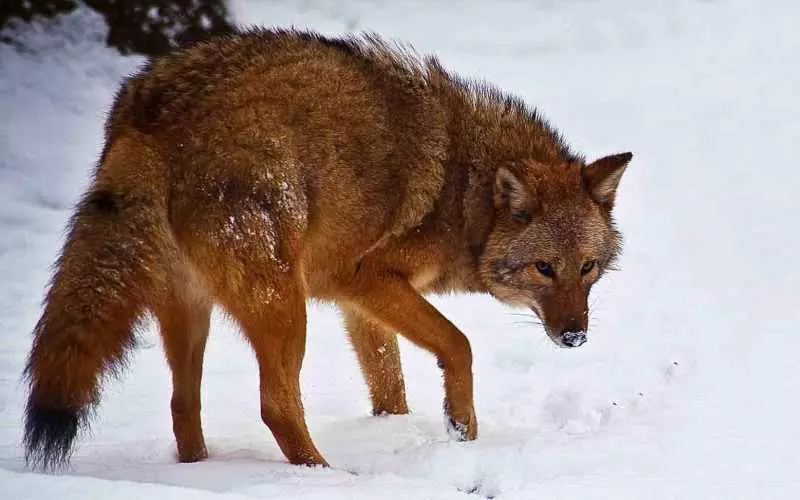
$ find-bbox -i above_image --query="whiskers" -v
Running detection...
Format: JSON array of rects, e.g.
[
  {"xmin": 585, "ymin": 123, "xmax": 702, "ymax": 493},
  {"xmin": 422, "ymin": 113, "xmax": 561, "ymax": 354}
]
[
  {"xmin": 588, "ymin": 296, "xmax": 604, "ymax": 331},
  {"xmin": 504, "ymin": 312, "xmax": 550, "ymax": 363},
  {"xmin": 506, "ymin": 312, "xmax": 544, "ymax": 329}
]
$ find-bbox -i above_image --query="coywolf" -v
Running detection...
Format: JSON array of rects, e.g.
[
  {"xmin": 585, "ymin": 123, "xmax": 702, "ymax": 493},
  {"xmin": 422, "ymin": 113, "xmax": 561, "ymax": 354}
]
[{"xmin": 23, "ymin": 29, "xmax": 631, "ymax": 469}]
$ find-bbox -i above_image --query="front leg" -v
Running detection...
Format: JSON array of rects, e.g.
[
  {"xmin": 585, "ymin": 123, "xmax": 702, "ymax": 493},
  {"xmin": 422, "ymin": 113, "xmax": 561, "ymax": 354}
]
[
  {"xmin": 342, "ymin": 307, "xmax": 410, "ymax": 416},
  {"xmin": 339, "ymin": 273, "xmax": 477, "ymax": 440}
]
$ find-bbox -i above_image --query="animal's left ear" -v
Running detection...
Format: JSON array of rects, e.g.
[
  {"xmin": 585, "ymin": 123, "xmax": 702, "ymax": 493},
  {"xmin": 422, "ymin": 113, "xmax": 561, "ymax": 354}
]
[{"xmin": 582, "ymin": 152, "xmax": 633, "ymax": 207}]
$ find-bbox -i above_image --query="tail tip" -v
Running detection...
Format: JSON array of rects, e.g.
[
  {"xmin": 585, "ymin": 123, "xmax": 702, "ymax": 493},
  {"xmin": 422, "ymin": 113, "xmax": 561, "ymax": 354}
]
[{"xmin": 23, "ymin": 401, "xmax": 87, "ymax": 471}]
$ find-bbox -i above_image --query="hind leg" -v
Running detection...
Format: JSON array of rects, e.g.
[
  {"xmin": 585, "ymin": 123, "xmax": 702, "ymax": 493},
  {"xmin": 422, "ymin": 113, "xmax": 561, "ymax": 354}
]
[
  {"xmin": 155, "ymin": 279, "xmax": 211, "ymax": 463},
  {"xmin": 342, "ymin": 308, "xmax": 409, "ymax": 415},
  {"xmin": 224, "ymin": 283, "xmax": 327, "ymax": 467}
]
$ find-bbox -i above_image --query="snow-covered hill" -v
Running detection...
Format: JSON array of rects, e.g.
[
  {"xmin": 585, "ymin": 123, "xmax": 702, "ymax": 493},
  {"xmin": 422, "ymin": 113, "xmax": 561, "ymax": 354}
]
[{"xmin": 2, "ymin": 1, "xmax": 799, "ymax": 498}]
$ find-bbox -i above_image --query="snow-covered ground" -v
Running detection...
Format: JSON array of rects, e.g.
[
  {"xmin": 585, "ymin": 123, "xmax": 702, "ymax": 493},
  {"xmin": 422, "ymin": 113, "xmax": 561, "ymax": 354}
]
[{"xmin": 2, "ymin": 1, "xmax": 799, "ymax": 498}]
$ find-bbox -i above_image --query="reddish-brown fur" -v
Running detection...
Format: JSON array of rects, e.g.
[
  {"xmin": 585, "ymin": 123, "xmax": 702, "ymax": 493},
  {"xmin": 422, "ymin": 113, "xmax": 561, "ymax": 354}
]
[{"xmin": 23, "ymin": 29, "xmax": 631, "ymax": 470}]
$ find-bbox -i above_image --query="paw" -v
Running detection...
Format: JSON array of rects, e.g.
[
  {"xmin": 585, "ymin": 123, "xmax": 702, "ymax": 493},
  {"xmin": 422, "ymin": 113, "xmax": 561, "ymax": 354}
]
[
  {"xmin": 371, "ymin": 400, "xmax": 410, "ymax": 416},
  {"xmin": 288, "ymin": 451, "xmax": 330, "ymax": 468},
  {"xmin": 444, "ymin": 399, "xmax": 478, "ymax": 441},
  {"xmin": 177, "ymin": 443, "xmax": 208, "ymax": 463}
]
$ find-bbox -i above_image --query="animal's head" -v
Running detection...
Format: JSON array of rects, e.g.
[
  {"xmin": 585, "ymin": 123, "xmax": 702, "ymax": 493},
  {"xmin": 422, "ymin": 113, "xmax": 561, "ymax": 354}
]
[{"xmin": 479, "ymin": 153, "xmax": 632, "ymax": 348}]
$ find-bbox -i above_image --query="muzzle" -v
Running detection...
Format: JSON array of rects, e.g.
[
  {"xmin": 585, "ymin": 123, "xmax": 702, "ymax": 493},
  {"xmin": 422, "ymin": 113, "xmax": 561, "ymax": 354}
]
[{"xmin": 560, "ymin": 330, "xmax": 587, "ymax": 348}]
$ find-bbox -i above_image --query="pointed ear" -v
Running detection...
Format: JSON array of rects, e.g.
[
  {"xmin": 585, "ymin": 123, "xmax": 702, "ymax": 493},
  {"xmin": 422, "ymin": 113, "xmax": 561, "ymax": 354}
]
[
  {"xmin": 495, "ymin": 166, "xmax": 535, "ymax": 222},
  {"xmin": 582, "ymin": 152, "xmax": 633, "ymax": 207}
]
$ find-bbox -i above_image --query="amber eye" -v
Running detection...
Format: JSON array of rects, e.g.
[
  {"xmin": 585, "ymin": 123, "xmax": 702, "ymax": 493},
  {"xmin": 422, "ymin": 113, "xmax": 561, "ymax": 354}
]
[
  {"xmin": 512, "ymin": 210, "xmax": 531, "ymax": 223},
  {"xmin": 581, "ymin": 260, "xmax": 596, "ymax": 276},
  {"xmin": 534, "ymin": 261, "xmax": 555, "ymax": 278}
]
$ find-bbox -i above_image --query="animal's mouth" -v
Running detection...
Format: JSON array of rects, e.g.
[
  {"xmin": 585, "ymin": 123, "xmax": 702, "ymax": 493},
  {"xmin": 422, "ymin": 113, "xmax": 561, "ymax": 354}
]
[{"xmin": 527, "ymin": 305, "xmax": 589, "ymax": 349}]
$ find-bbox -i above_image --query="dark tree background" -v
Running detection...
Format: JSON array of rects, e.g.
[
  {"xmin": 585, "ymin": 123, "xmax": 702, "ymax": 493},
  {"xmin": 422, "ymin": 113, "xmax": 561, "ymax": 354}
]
[{"xmin": 0, "ymin": 0, "xmax": 235, "ymax": 55}]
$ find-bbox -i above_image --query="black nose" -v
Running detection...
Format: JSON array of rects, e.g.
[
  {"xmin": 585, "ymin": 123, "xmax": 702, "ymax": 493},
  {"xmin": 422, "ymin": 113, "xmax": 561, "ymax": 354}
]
[{"xmin": 560, "ymin": 330, "xmax": 587, "ymax": 347}]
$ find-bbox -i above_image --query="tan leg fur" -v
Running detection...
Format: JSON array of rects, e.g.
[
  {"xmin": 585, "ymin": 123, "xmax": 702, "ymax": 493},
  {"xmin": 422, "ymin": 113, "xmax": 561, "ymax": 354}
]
[{"xmin": 342, "ymin": 308, "xmax": 409, "ymax": 416}]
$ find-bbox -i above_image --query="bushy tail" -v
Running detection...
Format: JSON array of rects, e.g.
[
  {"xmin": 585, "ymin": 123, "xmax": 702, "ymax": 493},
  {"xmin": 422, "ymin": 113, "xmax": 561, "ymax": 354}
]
[{"xmin": 23, "ymin": 134, "xmax": 174, "ymax": 470}]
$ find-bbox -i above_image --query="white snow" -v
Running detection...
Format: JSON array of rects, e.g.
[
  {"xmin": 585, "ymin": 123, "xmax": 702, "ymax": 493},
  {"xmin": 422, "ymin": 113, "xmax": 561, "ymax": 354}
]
[{"xmin": 2, "ymin": 1, "xmax": 800, "ymax": 498}]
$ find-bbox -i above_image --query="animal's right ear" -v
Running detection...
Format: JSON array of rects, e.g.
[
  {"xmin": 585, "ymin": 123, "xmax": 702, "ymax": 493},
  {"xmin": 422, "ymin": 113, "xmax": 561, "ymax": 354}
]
[{"xmin": 494, "ymin": 167, "xmax": 535, "ymax": 223}]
